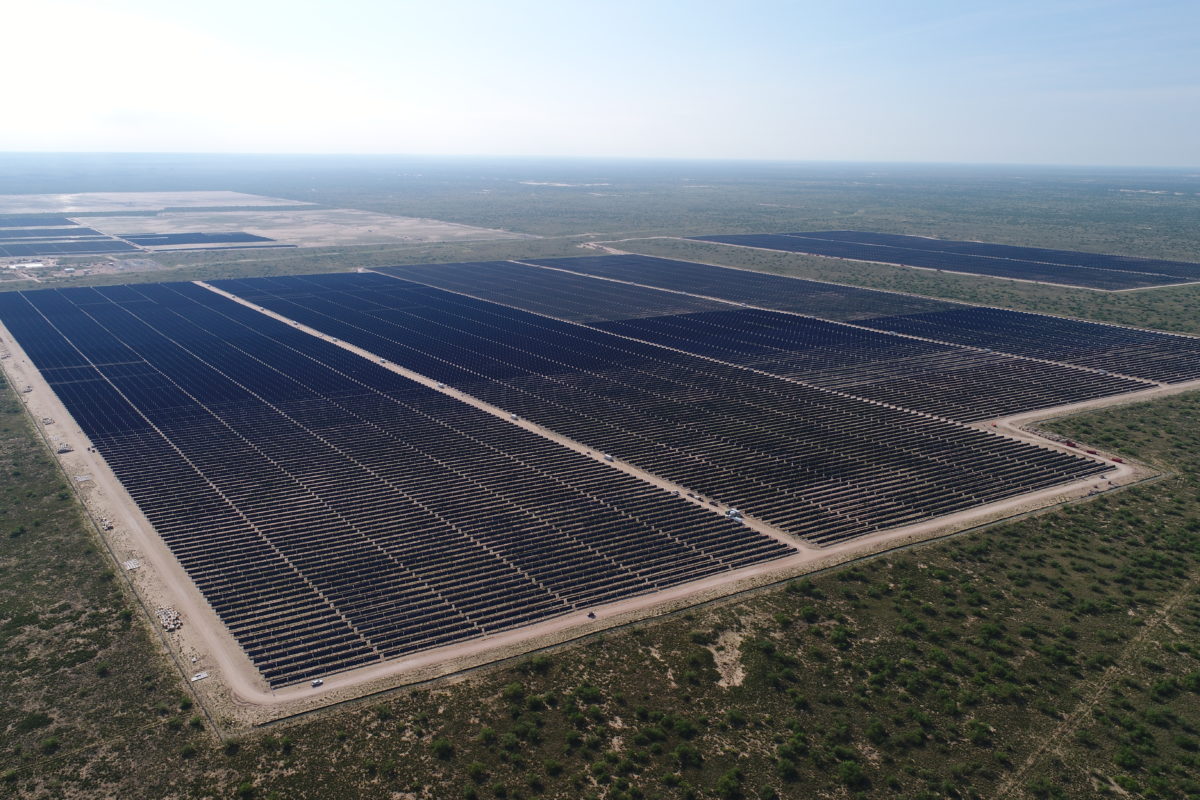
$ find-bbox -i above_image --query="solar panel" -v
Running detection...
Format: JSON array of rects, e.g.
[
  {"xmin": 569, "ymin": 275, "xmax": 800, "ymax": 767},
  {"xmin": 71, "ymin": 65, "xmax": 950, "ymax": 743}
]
[
  {"xmin": 374, "ymin": 261, "xmax": 1152, "ymax": 422},
  {"xmin": 690, "ymin": 233, "xmax": 1193, "ymax": 290},
  {"xmin": 215, "ymin": 271, "xmax": 1110, "ymax": 549},
  {"xmin": 526, "ymin": 254, "xmax": 958, "ymax": 321},
  {"xmin": 0, "ymin": 283, "xmax": 792, "ymax": 687},
  {"xmin": 0, "ymin": 240, "xmax": 138, "ymax": 257},
  {"xmin": 119, "ymin": 232, "xmax": 275, "ymax": 246},
  {"xmin": 527, "ymin": 255, "xmax": 1200, "ymax": 385},
  {"xmin": 0, "ymin": 227, "xmax": 106, "ymax": 240},
  {"xmin": 789, "ymin": 231, "xmax": 1200, "ymax": 281},
  {"xmin": 0, "ymin": 215, "xmax": 77, "ymax": 228}
]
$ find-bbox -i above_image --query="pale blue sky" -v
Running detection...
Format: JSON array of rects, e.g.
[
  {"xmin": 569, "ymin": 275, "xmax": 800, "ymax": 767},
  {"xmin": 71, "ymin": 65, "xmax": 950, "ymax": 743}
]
[{"xmin": 7, "ymin": 0, "xmax": 1198, "ymax": 166}]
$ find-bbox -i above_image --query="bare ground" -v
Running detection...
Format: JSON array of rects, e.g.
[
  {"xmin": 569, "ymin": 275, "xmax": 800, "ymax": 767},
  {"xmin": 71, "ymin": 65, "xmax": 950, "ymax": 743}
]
[{"xmin": 0, "ymin": 191, "xmax": 312, "ymax": 215}]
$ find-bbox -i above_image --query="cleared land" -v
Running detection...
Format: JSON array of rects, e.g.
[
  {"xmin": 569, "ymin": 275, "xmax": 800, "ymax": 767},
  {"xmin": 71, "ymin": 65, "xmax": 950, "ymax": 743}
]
[
  {"xmin": 0, "ymin": 191, "xmax": 313, "ymax": 214},
  {"xmin": 83, "ymin": 208, "xmax": 533, "ymax": 249}
]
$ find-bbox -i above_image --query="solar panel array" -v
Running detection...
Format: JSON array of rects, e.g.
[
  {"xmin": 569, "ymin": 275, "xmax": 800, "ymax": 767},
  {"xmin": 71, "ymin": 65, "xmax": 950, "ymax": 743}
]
[
  {"xmin": 0, "ymin": 215, "xmax": 77, "ymax": 228},
  {"xmin": 374, "ymin": 261, "xmax": 1152, "ymax": 422},
  {"xmin": 0, "ymin": 240, "xmax": 139, "ymax": 258},
  {"xmin": 529, "ymin": 255, "xmax": 1200, "ymax": 385},
  {"xmin": 372, "ymin": 260, "xmax": 732, "ymax": 323},
  {"xmin": 0, "ymin": 217, "xmax": 141, "ymax": 257},
  {"xmin": 691, "ymin": 232, "xmax": 1196, "ymax": 290},
  {"xmin": 593, "ymin": 310, "xmax": 1150, "ymax": 421},
  {"xmin": 0, "ymin": 282, "xmax": 791, "ymax": 687},
  {"xmin": 861, "ymin": 307, "xmax": 1200, "ymax": 384},
  {"xmin": 216, "ymin": 272, "xmax": 1110, "ymax": 547},
  {"xmin": 528, "ymin": 254, "xmax": 958, "ymax": 321},
  {"xmin": 791, "ymin": 231, "xmax": 1200, "ymax": 281},
  {"xmin": 0, "ymin": 227, "xmax": 108, "ymax": 240},
  {"xmin": 120, "ymin": 232, "xmax": 277, "ymax": 247},
  {"xmin": 0, "ymin": 215, "xmax": 288, "ymax": 256}
]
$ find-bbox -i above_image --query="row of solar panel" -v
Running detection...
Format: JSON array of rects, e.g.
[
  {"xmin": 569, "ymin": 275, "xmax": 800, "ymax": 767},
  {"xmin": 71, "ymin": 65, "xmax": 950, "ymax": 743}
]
[
  {"xmin": 789, "ymin": 231, "xmax": 1200, "ymax": 280},
  {"xmin": 371, "ymin": 261, "xmax": 1153, "ymax": 422},
  {"xmin": 0, "ymin": 227, "xmax": 107, "ymax": 240},
  {"xmin": 0, "ymin": 240, "xmax": 139, "ymax": 257},
  {"xmin": 0, "ymin": 282, "xmax": 792, "ymax": 686},
  {"xmin": 119, "ymin": 232, "xmax": 275, "ymax": 246},
  {"xmin": 215, "ymin": 271, "xmax": 1109, "ymax": 547},
  {"xmin": 524, "ymin": 255, "xmax": 1200, "ymax": 384},
  {"xmin": 0, "ymin": 215, "xmax": 77, "ymax": 228},
  {"xmin": 378, "ymin": 260, "xmax": 733, "ymax": 324},
  {"xmin": 592, "ymin": 309, "xmax": 1149, "ymax": 421},
  {"xmin": 529, "ymin": 254, "xmax": 957, "ymax": 321},
  {"xmin": 692, "ymin": 234, "xmax": 1189, "ymax": 290},
  {"xmin": 0, "ymin": 221, "xmax": 277, "ymax": 256}
]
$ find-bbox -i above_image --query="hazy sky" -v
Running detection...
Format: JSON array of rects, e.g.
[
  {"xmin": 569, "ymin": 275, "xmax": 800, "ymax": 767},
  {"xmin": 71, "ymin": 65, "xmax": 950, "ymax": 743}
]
[{"xmin": 7, "ymin": 0, "xmax": 1198, "ymax": 166}]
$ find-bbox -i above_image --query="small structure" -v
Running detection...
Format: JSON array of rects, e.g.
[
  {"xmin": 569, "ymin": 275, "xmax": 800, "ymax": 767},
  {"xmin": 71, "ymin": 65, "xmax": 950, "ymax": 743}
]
[{"xmin": 156, "ymin": 607, "xmax": 182, "ymax": 631}]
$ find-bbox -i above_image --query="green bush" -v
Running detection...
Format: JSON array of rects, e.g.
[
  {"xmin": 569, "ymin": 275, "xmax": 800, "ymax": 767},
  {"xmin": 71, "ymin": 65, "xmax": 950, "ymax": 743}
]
[
  {"xmin": 838, "ymin": 760, "xmax": 866, "ymax": 788},
  {"xmin": 466, "ymin": 761, "xmax": 487, "ymax": 783},
  {"xmin": 16, "ymin": 712, "xmax": 52, "ymax": 733}
]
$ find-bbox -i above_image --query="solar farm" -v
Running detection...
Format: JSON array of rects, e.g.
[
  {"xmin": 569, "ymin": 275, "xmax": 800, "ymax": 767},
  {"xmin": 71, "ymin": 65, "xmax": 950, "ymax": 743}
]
[
  {"xmin": 692, "ymin": 230, "xmax": 1200, "ymax": 290},
  {"xmin": 0, "ymin": 191, "xmax": 530, "ymax": 265},
  {"xmin": 0, "ymin": 218, "xmax": 141, "ymax": 258},
  {"xmin": 3, "ymin": 252, "xmax": 1197, "ymax": 708}
]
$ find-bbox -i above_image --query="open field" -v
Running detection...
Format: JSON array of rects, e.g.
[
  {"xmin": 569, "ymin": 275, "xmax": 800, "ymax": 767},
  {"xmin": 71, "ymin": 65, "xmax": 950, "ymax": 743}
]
[
  {"xmin": 0, "ymin": 191, "xmax": 312, "ymax": 215},
  {"xmin": 81, "ymin": 207, "xmax": 533, "ymax": 249}
]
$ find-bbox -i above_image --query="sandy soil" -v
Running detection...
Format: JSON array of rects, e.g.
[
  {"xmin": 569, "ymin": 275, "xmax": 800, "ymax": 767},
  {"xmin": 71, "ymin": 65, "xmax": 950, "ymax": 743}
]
[
  {"xmin": 0, "ymin": 191, "xmax": 311, "ymax": 215},
  {"xmin": 83, "ymin": 209, "xmax": 532, "ymax": 249},
  {"xmin": 709, "ymin": 629, "xmax": 747, "ymax": 688},
  {"xmin": 0, "ymin": 281, "xmax": 1178, "ymax": 729}
]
